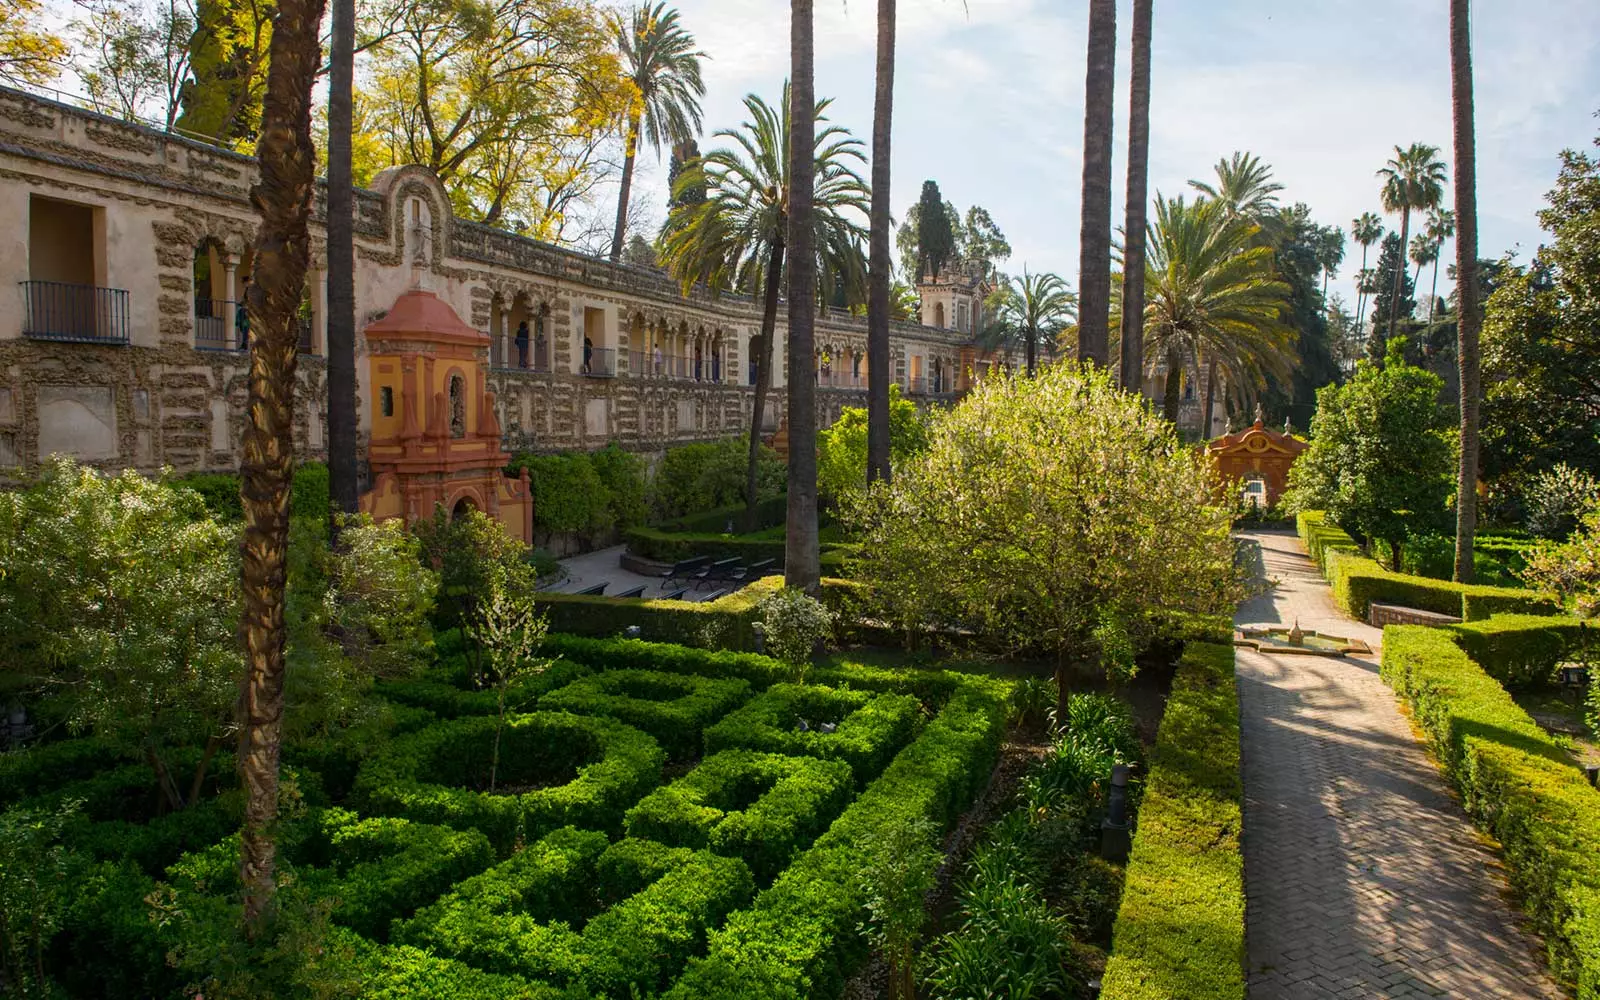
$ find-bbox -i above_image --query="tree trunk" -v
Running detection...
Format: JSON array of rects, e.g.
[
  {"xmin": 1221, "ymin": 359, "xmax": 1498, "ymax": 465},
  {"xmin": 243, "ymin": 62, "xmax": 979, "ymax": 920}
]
[
  {"xmin": 1162, "ymin": 345, "xmax": 1182, "ymax": 423},
  {"xmin": 785, "ymin": 0, "xmax": 821, "ymax": 593},
  {"xmin": 1076, "ymin": 0, "xmax": 1116, "ymax": 368},
  {"xmin": 187, "ymin": 734, "xmax": 224, "ymax": 808},
  {"xmin": 1025, "ymin": 327, "xmax": 1037, "ymax": 375},
  {"xmin": 237, "ymin": 0, "xmax": 325, "ymax": 934},
  {"xmin": 1201, "ymin": 359, "xmax": 1217, "ymax": 439},
  {"xmin": 745, "ymin": 237, "xmax": 784, "ymax": 530},
  {"xmin": 865, "ymin": 0, "xmax": 896, "ymax": 486},
  {"xmin": 1118, "ymin": 0, "xmax": 1152, "ymax": 393},
  {"xmin": 1355, "ymin": 243, "xmax": 1370, "ymax": 341},
  {"xmin": 1451, "ymin": 0, "xmax": 1481, "ymax": 584},
  {"xmin": 1428, "ymin": 256, "xmax": 1442, "ymax": 326},
  {"xmin": 610, "ymin": 113, "xmax": 641, "ymax": 262},
  {"xmin": 1386, "ymin": 207, "xmax": 1411, "ymax": 349},
  {"xmin": 326, "ymin": 0, "xmax": 358, "ymax": 532}
]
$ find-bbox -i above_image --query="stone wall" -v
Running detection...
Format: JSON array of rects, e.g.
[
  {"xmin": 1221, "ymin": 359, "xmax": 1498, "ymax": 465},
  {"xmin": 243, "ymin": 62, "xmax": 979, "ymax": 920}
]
[{"xmin": 0, "ymin": 85, "xmax": 973, "ymax": 479}]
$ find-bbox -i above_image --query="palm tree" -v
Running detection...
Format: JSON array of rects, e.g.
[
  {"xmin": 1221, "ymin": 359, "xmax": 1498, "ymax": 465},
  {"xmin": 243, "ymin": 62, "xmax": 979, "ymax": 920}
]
[
  {"xmin": 1189, "ymin": 151, "xmax": 1284, "ymax": 221},
  {"xmin": 787, "ymin": 0, "xmax": 820, "ymax": 591},
  {"xmin": 981, "ymin": 269, "xmax": 1077, "ymax": 375},
  {"xmin": 1377, "ymin": 142, "xmax": 1448, "ymax": 346},
  {"xmin": 1076, "ymin": 0, "xmax": 1116, "ymax": 367},
  {"xmin": 1424, "ymin": 208, "xmax": 1455, "ymax": 324},
  {"xmin": 326, "ymin": 0, "xmax": 357, "ymax": 531},
  {"xmin": 1450, "ymin": 0, "xmax": 1481, "ymax": 583},
  {"xmin": 1118, "ymin": 0, "xmax": 1152, "ymax": 393},
  {"xmin": 610, "ymin": 3, "xmax": 706, "ymax": 262},
  {"xmin": 1316, "ymin": 225, "xmax": 1345, "ymax": 302},
  {"xmin": 1140, "ymin": 195, "xmax": 1295, "ymax": 431},
  {"xmin": 659, "ymin": 86, "xmax": 867, "ymax": 531},
  {"xmin": 1350, "ymin": 211, "xmax": 1384, "ymax": 336},
  {"xmin": 865, "ymin": 0, "xmax": 896, "ymax": 485},
  {"xmin": 238, "ymin": 0, "xmax": 326, "ymax": 931},
  {"xmin": 1408, "ymin": 233, "xmax": 1437, "ymax": 315}
]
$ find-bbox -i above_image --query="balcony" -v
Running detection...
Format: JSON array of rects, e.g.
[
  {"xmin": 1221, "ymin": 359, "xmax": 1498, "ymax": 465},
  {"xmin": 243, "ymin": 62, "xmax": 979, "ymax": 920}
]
[
  {"xmin": 630, "ymin": 351, "xmax": 728, "ymax": 383},
  {"xmin": 20, "ymin": 280, "xmax": 129, "ymax": 345},
  {"xmin": 195, "ymin": 298, "xmax": 241, "ymax": 352},
  {"xmin": 581, "ymin": 345, "xmax": 616, "ymax": 377},
  {"xmin": 491, "ymin": 335, "xmax": 552, "ymax": 373},
  {"xmin": 297, "ymin": 316, "xmax": 318, "ymax": 356}
]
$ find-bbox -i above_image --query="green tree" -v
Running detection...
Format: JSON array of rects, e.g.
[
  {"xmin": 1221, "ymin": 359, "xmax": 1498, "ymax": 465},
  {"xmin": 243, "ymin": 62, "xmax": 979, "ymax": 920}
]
[
  {"xmin": 858, "ymin": 818, "xmax": 939, "ymax": 1000},
  {"xmin": 1377, "ymin": 142, "xmax": 1449, "ymax": 346},
  {"xmin": 980, "ymin": 268, "xmax": 1076, "ymax": 375},
  {"xmin": 73, "ymin": 0, "xmax": 194, "ymax": 129},
  {"xmin": 1521, "ymin": 496, "xmax": 1600, "ymax": 616},
  {"xmin": 1316, "ymin": 224, "xmax": 1345, "ymax": 302},
  {"xmin": 959, "ymin": 205, "xmax": 1012, "ymax": 280},
  {"xmin": 413, "ymin": 507, "xmax": 530, "ymax": 686},
  {"xmin": 1423, "ymin": 209, "xmax": 1456, "ymax": 325},
  {"xmin": 609, "ymin": 2, "xmax": 705, "ymax": 261},
  {"xmin": 1286, "ymin": 345, "xmax": 1453, "ymax": 567},
  {"xmin": 176, "ymin": 0, "xmax": 274, "ymax": 145},
  {"xmin": 0, "ymin": 0, "xmax": 66, "ymax": 86},
  {"xmin": 1366, "ymin": 233, "xmax": 1415, "ymax": 362},
  {"xmin": 1189, "ymin": 150, "xmax": 1284, "ymax": 221},
  {"xmin": 321, "ymin": 514, "xmax": 437, "ymax": 680},
  {"xmin": 1350, "ymin": 211, "xmax": 1385, "ymax": 337},
  {"xmin": 1139, "ymin": 195, "xmax": 1294, "ymax": 428},
  {"xmin": 1259, "ymin": 203, "xmax": 1342, "ymax": 431},
  {"xmin": 0, "ymin": 799, "xmax": 83, "ymax": 1000},
  {"xmin": 817, "ymin": 383, "xmax": 928, "ymax": 504},
  {"xmin": 659, "ymin": 85, "xmax": 868, "ymax": 529},
  {"xmin": 1076, "ymin": 0, "xmax": 1116, "ymax": 367},
  {"xmin": 473, "ymin": 566, "xmax": 549, "ymax": 792},
  {"xmin": 0, "ymin": 460, "xmax": 239, "ymax": 811},
  {"xmin": 909, "ymin": 179, "xmax": 956, "ymax": 280},
  {"xmin": 848, "ymin": 363, "xmax": 1239, "ymax": 715}
]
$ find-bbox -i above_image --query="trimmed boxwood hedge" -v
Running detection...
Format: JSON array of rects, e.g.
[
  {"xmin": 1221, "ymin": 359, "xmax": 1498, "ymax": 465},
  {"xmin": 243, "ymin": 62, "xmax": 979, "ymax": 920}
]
[
  {"xmin": 292, "ymin": 808, "xmax": 495, "ymax": 941},
  {"xmin": 1381, "ymin": 626, "xmax": 1600, "ymax": 997},
  {"xmin": 352, "ymin": 711, "xmax": 664, "ymax": 853},
  {"xmin": 663, "ymin": 682, "xmax": 1007, "ymax": 1000},
  {"xmin": 375, "ymin": 659, "xmax": 593, "ymax": 719},
  {"xmin": 396, "ymin": 830, "xmax": 753, "ymax": 996},
  {"xmin": 540, "ymin": 669, "xmax": 751, "ymax": 759},
  {"xmin": 0, "ymin": 736, "xmax": 118, "ymax": 805},
  {"xmin": 1446, "ymin": 614, "xmax": 1595, "ymax": 691},
  {"xmin": 625, "ymin": 749, "xmax": 854, "ymax": 881},
  {"xmin": 536, "ymin": 576, "xmax": 783, "ymax": 649},
  {"xmin": 624, "ymin": 527, "xmax": 858, "ymax": 570},
  {"xmin": 1100, "ymin": 642, "xmax": 1246, "ymax": 1000},
  {"xmin": 1296, "ymin": 511, "xmax": 1558, "ymax": 621},
  {"xmin": 659, "ymin": 494, "xmax": 788, "ymax": 535},
  {"xmin": 540, "ymin": 633, "xmax": 790, "ymax": 688},
  {"xmin": 702, "ymin": 683, "xmax": 922, "ymax": 784},
  {"xmin": 339, "ymin": 928, "xmax": 566, "ymax": 1000}
]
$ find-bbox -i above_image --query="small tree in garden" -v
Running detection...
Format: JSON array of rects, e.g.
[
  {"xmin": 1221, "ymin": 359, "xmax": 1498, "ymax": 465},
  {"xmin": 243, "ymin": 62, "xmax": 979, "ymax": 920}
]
[
  {"xmin": 758, "ymin": 587, "xmax": 835, "ymax": 684},
  {"xmin": 847, "ymin": 364, "xmax": 1239, "ymax": 716},
  {"xmin": 858, "ymin": 818, "xmax": 940, "ymax": 1000},
  {"xmin": 1522, "ymin": 498, "xmax": 1600, "ymax": 618},
  {"xmin": 0, "ymin": 459, "xmax": 239, "ymax": 811},
  {"xmin": 0, "ymin": 799, "xmax": 82, "ymax": 1000},
  {"xmin": 414, "ymin": 506, "xmax": 533, "ymax": 687},
  {"xmin": 322, "ymin": 514, "xmax": 438, "ymax": 679},
  {"xmin": 1285, "ymin": 341, "xmax": 1454, "ymax": 568},
  {"xmin": 473, "ymin": 564, "xmax": 551, "ymax": 792}
]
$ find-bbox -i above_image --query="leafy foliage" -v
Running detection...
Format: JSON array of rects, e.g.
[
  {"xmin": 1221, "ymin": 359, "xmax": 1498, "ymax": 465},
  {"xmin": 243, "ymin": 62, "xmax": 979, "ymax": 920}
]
[
  {"xmin": 0, "ymin": 798, "xmax": 83, "ymax": 999},
  {"xmin": 175, "ymin": 0, "xmax": 274, "ymax": 145},
  {"xmin": 1525, "ymin": 464, "xmax": 1600, "ymax": 542},
  {"xmin": 512, "ymin": 452, "xmax": 614, "ymax": 539},
  {"xmin": 586, "ymin": 442, "xmax": 650, "ymax": 530},
  {"xmin": 0, "ymin": 0, "xmax": 65, "ymax": 86},
  {"xmin": 816, "ymin": 384, "xmax": 928, "ymax": 505},
  {"xmin": 1522, "ymin": 499, "xmax": 1600, "ymax": 617},
  {"xmin": 322, "ymin": 515, "xmax": 438, "ymax": 680},
  {"xmin": 858, "ymin": 818, "xmax": 939, "ymax": 1000},
  {"xmin": 756, "ymin": 587, "xmax": 836, "ymax": 681},
  {"xmin": 653, "ymin": 436, "xmax": 783, "ymax": 518}
]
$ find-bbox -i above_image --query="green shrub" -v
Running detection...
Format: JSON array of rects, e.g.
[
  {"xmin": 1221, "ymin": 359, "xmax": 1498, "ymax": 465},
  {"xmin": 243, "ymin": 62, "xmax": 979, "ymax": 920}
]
[
  {"xmin": 292, "ymin": 461, "xmax": 330, "ymax": 521},
  {"xmin": 375, "ymin": 660, "xmax": 590, "ymax": 719},
  {"xmin": 168, "ymin": 471, "xmax": 244, "ymax": 522},
  {"xmin": 1447, "ymin": 614, "xmax": 1595, "ymax": 691},
  {"xmin": 625, "ymin": 526, "xmax": 787, "ymax": 564},
  {"xmin": 541, "ymin": 669, "xmax": 751, "ymax": 759},
  {"xmin": 290, "ymin": 808, "xmax": 495, "ymax": 941},
  {"xmin": 664, "ymin": 683, "xmax": 1007, "ymax": 1000},
  {"xmin": 512, "ymin": 452, "xmax": 614, "ymax": 538},
  {"xmin": 535, "ymin": 576, "xmax": 783, "ymax": 650},
  {"xmin": 0, "ymin": 737, "xmax": 117, "ymax": 806},
  {"xmin": 1381, "ymin": 627, "xmax": 1600, "ymax": 997},
  {"xmin": 624, "ymin": 750, "xmax": 855, "ymax": 881},
  {"xmin": 758, "ymin": 588, "xmax": 837, "ymax": 683},
  {"xmin": 339, "ymin": 927, "xmax": 565, "ymax": 1000},
  {"xmin": 540, "ymin": 632, "xmax": 789, "ymax": 687},
  {"xmin": 654, "ymin": 437, "xmax": 782, "ymax": 520},
  {"xmin": 660, "ymin": 493, "xmax": 788, "ymax": 535},
  {"xmin": 589, "ymin": 443, "xmax": 650, "ymax": 530},
  {"xmin": 1297, "ymin": 511, "xmax": 1558, "ymax": 620},
  {"xmin": 1100, "ymin": 642, "xmax": 1245, "ymax": 1000},
  {"xmin": 703, "ymin": 684, "xmax": 923, "ymax": 784},
  {"xmin": 352, "ymin": 711, "xmax": 664, "ymax": 852}
]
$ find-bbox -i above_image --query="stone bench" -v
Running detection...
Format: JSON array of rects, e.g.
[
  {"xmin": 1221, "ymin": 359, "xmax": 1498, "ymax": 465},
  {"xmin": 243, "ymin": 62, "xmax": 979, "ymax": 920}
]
[{"xmin": 1369, "ymin": 601, "xmax": 1463, "ymax": 628}]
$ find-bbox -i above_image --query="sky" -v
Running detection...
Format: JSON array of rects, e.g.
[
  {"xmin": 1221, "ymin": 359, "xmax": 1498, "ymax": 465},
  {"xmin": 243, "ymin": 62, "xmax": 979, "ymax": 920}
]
[{"xmin": 626, "ymin": 0, "xmax": 1600, "ymax": 312}]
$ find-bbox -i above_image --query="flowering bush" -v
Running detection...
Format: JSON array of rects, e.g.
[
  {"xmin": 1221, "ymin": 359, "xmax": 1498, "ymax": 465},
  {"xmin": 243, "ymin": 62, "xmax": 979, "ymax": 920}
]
[
  {"xmin": 757, "ymin": 588, "xmax": 835, "ymax": 682},
  {"xmin": 1522, "ymin": 498, "xmax": 1600, "ymax": 617}
]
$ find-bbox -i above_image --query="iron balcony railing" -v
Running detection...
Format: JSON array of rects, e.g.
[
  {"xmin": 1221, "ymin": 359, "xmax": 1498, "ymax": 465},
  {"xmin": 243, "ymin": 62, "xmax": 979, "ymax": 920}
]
[
  {"xmin": 581, "ymin": 345, "xmax": 616, "ymax": 377},
  {"xmin": 20, "ymin": 280, "xmax": 130, "ymax": 345},
  {"xmin": 630, "ymin": 352, "xmax": 729, "ymax": 382},
  {"xmin": 492, "ymin": 334, "xmax": 553, "ymax": 372},
  {"xmin": 194, "ymin": 299, "xmax": 241, "ymax": 351}
]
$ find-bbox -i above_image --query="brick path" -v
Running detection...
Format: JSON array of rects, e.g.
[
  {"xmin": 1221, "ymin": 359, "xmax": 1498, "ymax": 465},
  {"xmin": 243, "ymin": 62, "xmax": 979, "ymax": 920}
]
[{"xmin": 1235, "ymin": 528, "xmax": 1561, "ymax": 999}]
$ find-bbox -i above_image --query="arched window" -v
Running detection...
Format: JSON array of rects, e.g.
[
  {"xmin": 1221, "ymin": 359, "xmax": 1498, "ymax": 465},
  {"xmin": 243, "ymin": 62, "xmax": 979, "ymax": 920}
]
[
  {"xmin": 449, "ymin": 375, "xmax": 466, "ymax": 438},
  {"xmin": 934, "ymin": 302, "xmax": 946, "ymax": 328}
]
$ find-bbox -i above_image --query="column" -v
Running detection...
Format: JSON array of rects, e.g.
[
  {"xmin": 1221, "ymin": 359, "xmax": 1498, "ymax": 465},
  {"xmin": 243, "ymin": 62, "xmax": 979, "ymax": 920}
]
[
  {"xmin": 223, "ymin": 257, "xmax": 238, "ymax": 345},
  {"xmin": 311, "ymin": 268, "xmax": 327, "ymax": 354}
]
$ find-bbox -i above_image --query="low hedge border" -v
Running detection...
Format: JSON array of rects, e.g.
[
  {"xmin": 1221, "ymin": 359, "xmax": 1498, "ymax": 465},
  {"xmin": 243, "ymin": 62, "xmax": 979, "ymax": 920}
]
[
  {"xmin": 702, "ymin": 683, "xmax": 923, "ymax": 785},
  {"xmin": 1446, "ymin": 614, "xmax": 1595, "ymax": 692},
  {"xmin": 397, "ymin": 830, "xmax": 754, "ymax": 996},
  {"xmin": 352, "ymin": 711, "xmax": 664, "ymax": 853},
  {"xmin": 1296, "ymin": 511, "xmax": 1558, "ymax": 621},
  {"xmin": 1100, "ymin": 642, "xmax": 1245, "ymax": 1000},
  {"xmin": 294, "ymin": 808, "xmax": 496, "ymax": 942},
  {"xmin": 540, "ymin": 669, "xmax": 752, "ymax": 760},
  {"xmin": 1381, "ymin": 626, "xmax": 1600, "ymax": 997},
  {"xmin": 541, "ymin": 632, "xmax": 790, "ymax": 688},
  {"xmin": 663, "ymin": 681, "xmax": 1007, "ymax": 999},
  {"xmin": 375, "ymin": 660, "xmax": 592, "ymax": 720},
  {"xmin": 659, "ymin": 495, "xmax": 788, "ymax": 535},
  {"xmin": 339, "ymin": 928, "xmax": 566, "ymax": 1000},
  {"xmin": 535, "ymin": 576, "xmax": 783, "ymax": 649},
  {"xmin": 624, "ymin": 526, "xmax": 857, "ymax": 569},
  {"xmin": 624, "ymin": 749, "xmax": 855, "ymax": 882}
]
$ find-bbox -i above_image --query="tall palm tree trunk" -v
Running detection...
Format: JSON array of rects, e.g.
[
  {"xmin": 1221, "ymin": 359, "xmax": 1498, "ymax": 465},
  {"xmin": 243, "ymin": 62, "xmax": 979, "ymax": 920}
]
[
  {"xmin": 238, "ymin": 0, "xmax": 326, "ymax": 932},
  {"xmin": 1118, "ymin": 0, "xmax": 1152, "ymax": 393},
  {"xmin": 610, "ymin": 113, "xmax": 642, "ymax": 262},
  {"xmin": 1428, "ymin": 256, "xmax": 1442, "ymax": 325},
  {"xmin": 745, "ymin": 236, "xmax": 785, "ymax": 529},
  {"xmin": 1201, "ymin": 359, "xmax": 1217, "ymax": 439},
  {"xmin": 1355, "ymin": 243, "xmax": 1370, "ymax": 338},
  {"xmin": 865, "ymin": 0, "xmax": 895, "ymax": 485},
  {"xmin": 1024, "ymin": 328, "xmax": 1037, "ymax": 375},
  {"xmin": 1076, "ymin": 0, "xmax": 1116, "ymax": 367},
  {"xmin": 326, "ymin": 0, "xmax": 358, "ymax": 531},
  {"xmin": 1451, "ymin": 0, "xmax": 1481, "ymax": 584},
  {"xmin": 785, "ymin": 0, "xmax": 821, "ymax": 592},
  {"xmin": 1162, "ymin": 346, "xmax": 1182, "ymax": 423},
  {"xmin": 1386, "ymin": 208, "xmax": 1411, "ymax": 348}
]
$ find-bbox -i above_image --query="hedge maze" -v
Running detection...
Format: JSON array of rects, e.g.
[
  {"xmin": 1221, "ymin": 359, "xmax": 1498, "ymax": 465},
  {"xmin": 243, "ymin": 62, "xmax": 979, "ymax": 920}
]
[{"xmin": 14, "ymin": 636, "xmax": 1007, "ymax": 999}]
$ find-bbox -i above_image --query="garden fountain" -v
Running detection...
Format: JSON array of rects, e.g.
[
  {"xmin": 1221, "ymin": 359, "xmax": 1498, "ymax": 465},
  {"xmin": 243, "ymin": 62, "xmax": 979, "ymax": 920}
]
[{"xmin": 1234, "ymin": 618, "xmax": 1371, "ymax": 657}]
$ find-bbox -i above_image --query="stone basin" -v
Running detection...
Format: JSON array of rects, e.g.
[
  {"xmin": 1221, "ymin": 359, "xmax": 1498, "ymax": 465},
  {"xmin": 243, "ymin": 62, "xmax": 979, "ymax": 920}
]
[{"xmin": 1234, "ymin": 626, "xmax": 1371, "ymax": 657}]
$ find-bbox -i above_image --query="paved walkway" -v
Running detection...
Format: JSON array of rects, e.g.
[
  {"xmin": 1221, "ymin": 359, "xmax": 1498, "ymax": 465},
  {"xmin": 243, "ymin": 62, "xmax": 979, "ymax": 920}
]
[
  {"xmin": 553, "ymin": 544, "xmax": 725, "ymax": 601},
  {"xmin": 1235, "ymin": 528, "xmax": 1561, "ymax": 999}
]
